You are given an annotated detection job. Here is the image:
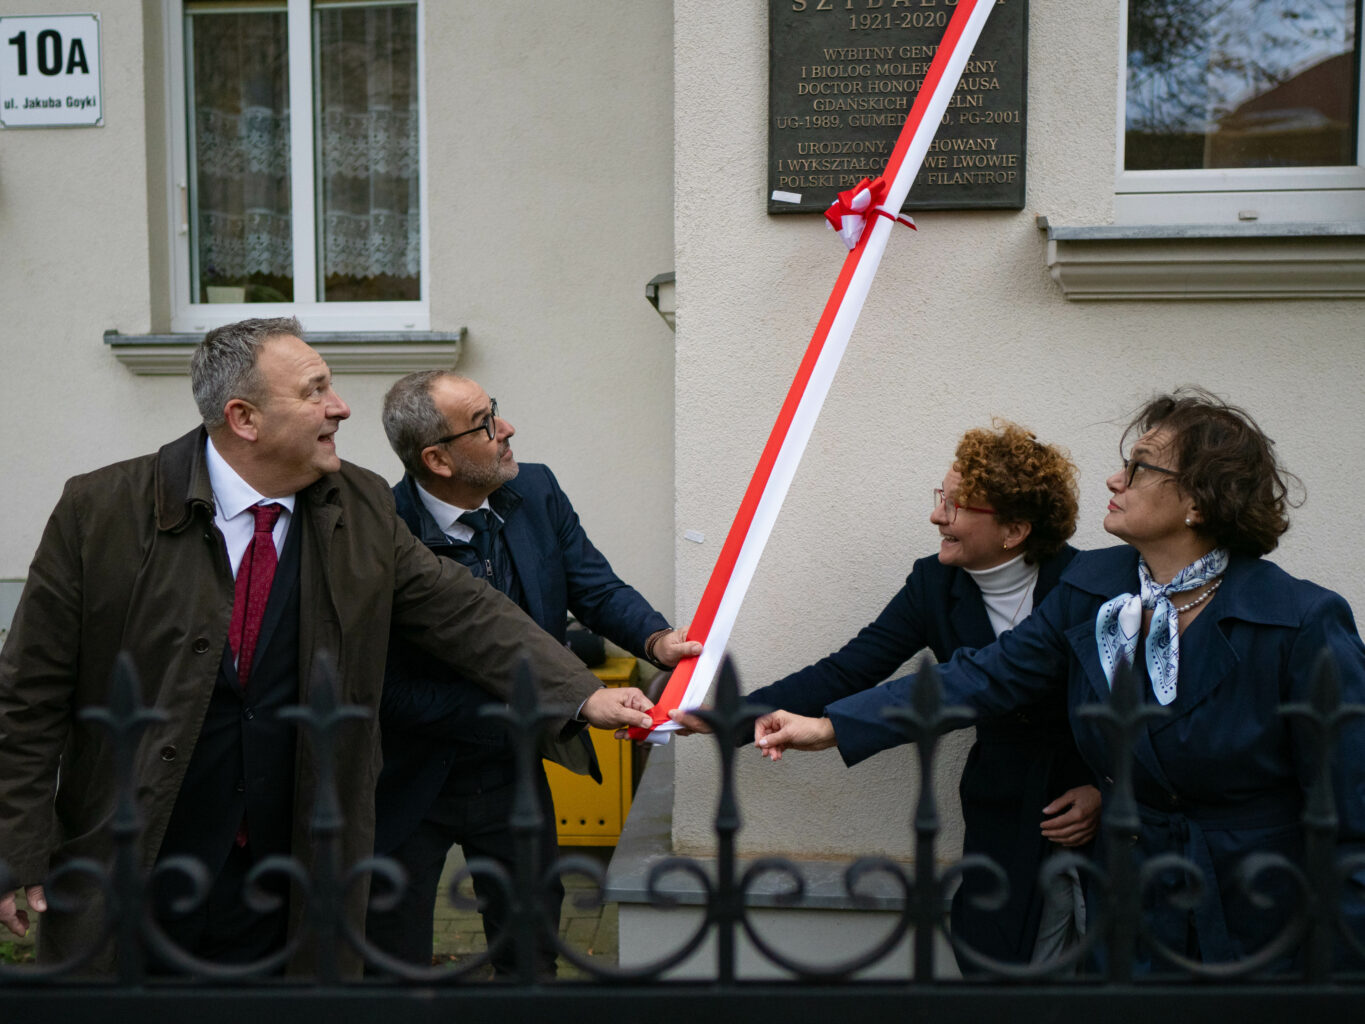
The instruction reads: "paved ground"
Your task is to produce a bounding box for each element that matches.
[432,844,618,978]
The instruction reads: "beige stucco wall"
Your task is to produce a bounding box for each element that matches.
[419,1,678,621]
[0,0,188,580]
[670,0,1365,860]
[1,1,679,627]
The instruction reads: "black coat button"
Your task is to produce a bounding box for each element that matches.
[243,707,255,721]
[192,637,211,654]
[235,779,246,793]
[159,745,177,762]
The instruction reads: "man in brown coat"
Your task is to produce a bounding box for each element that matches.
[0,317,652,973]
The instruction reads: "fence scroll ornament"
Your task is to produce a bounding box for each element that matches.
[3,648,1365,998]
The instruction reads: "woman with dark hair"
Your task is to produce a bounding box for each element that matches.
[674,421,1100,968]
[754,389,1365,969]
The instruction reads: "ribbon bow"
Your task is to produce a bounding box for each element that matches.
[824,176,916,251]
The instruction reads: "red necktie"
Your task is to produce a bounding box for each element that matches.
[228,502,284,690]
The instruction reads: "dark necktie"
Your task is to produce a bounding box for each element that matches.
[458,509,499,582]
[228,502,284,690]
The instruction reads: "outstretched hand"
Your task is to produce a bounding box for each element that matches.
[753,710,836,761]
[582,686,654,731]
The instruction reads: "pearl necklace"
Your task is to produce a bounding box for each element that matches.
[1173,576,1223,615]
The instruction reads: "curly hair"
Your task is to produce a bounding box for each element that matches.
[954,420,1079,563]
[1122,387,1297,557]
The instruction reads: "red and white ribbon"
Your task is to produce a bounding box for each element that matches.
[632,0,997,742]
[824,176,916,251]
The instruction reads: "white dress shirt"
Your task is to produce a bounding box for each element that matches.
[414,482,499,543]
[205,437,296,577]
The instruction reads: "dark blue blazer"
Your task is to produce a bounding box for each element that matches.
[827,545,1365,966]
[375,464,669,854]
[749,546,1091,962]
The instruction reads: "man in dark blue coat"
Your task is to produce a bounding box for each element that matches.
[367,370,700,974]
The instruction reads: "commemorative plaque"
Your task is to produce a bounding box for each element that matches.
[769,0,1027,213]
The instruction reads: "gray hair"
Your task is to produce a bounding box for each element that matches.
[190,317,305,429]
[382,370,468,477]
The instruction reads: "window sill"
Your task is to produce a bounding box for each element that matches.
[1040,221,1365,301]
[104,329,465,375]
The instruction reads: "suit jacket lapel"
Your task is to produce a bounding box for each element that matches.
[1062,548,1176,790]
[1148,555,1294,732]
[246,513,303,691]
[1065,618,1177,791]
[1067,618,1117,706]
[1147,613,1236,734]
[944,547,1076,655]
[1063,547,1140,708]
[495,485,546,625]
[946,569,994,651]
[298,478,344,701]
[1035,546,1074,600]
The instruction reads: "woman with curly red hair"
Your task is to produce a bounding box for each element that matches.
[677,420,1098,970]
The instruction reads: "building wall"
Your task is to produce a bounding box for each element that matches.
[0,0,183,582]
[0,1,680,630]
[420,0,678,622]
[670,0,1365,860]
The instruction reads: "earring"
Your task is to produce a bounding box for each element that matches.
[1185,517,1192,527]
[1003,542,1010,550]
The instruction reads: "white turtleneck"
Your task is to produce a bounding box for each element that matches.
[964,553,1040,637]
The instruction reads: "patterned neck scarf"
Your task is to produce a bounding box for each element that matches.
[1094,548,1229,706]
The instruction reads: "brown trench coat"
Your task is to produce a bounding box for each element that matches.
[0,427,602,974]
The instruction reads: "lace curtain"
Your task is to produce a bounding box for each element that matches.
[189,4,419,303]
[190,10,293,300]
[316,5,420,298]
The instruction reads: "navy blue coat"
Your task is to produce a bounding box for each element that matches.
[827,546,1365,966]
[375,464,669,854]
[749,547,1091,963]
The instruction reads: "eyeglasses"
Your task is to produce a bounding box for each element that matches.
[1121,457,1178,489]
[933,488,997,523]
[429,399,499,447]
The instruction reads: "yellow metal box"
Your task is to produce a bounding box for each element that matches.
[543,655,638,845]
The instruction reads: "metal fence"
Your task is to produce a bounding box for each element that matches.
[3,651,1365,1023]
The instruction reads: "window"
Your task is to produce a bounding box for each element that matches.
[1116,0,1365,224]
[166,0,427,332]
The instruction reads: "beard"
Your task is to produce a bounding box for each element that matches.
[450,442,518,493]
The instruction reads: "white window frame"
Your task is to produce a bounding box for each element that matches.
[163,0,429,334]
[1114,0,1365,225]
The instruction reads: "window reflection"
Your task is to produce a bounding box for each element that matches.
[1126,0,1359,171]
